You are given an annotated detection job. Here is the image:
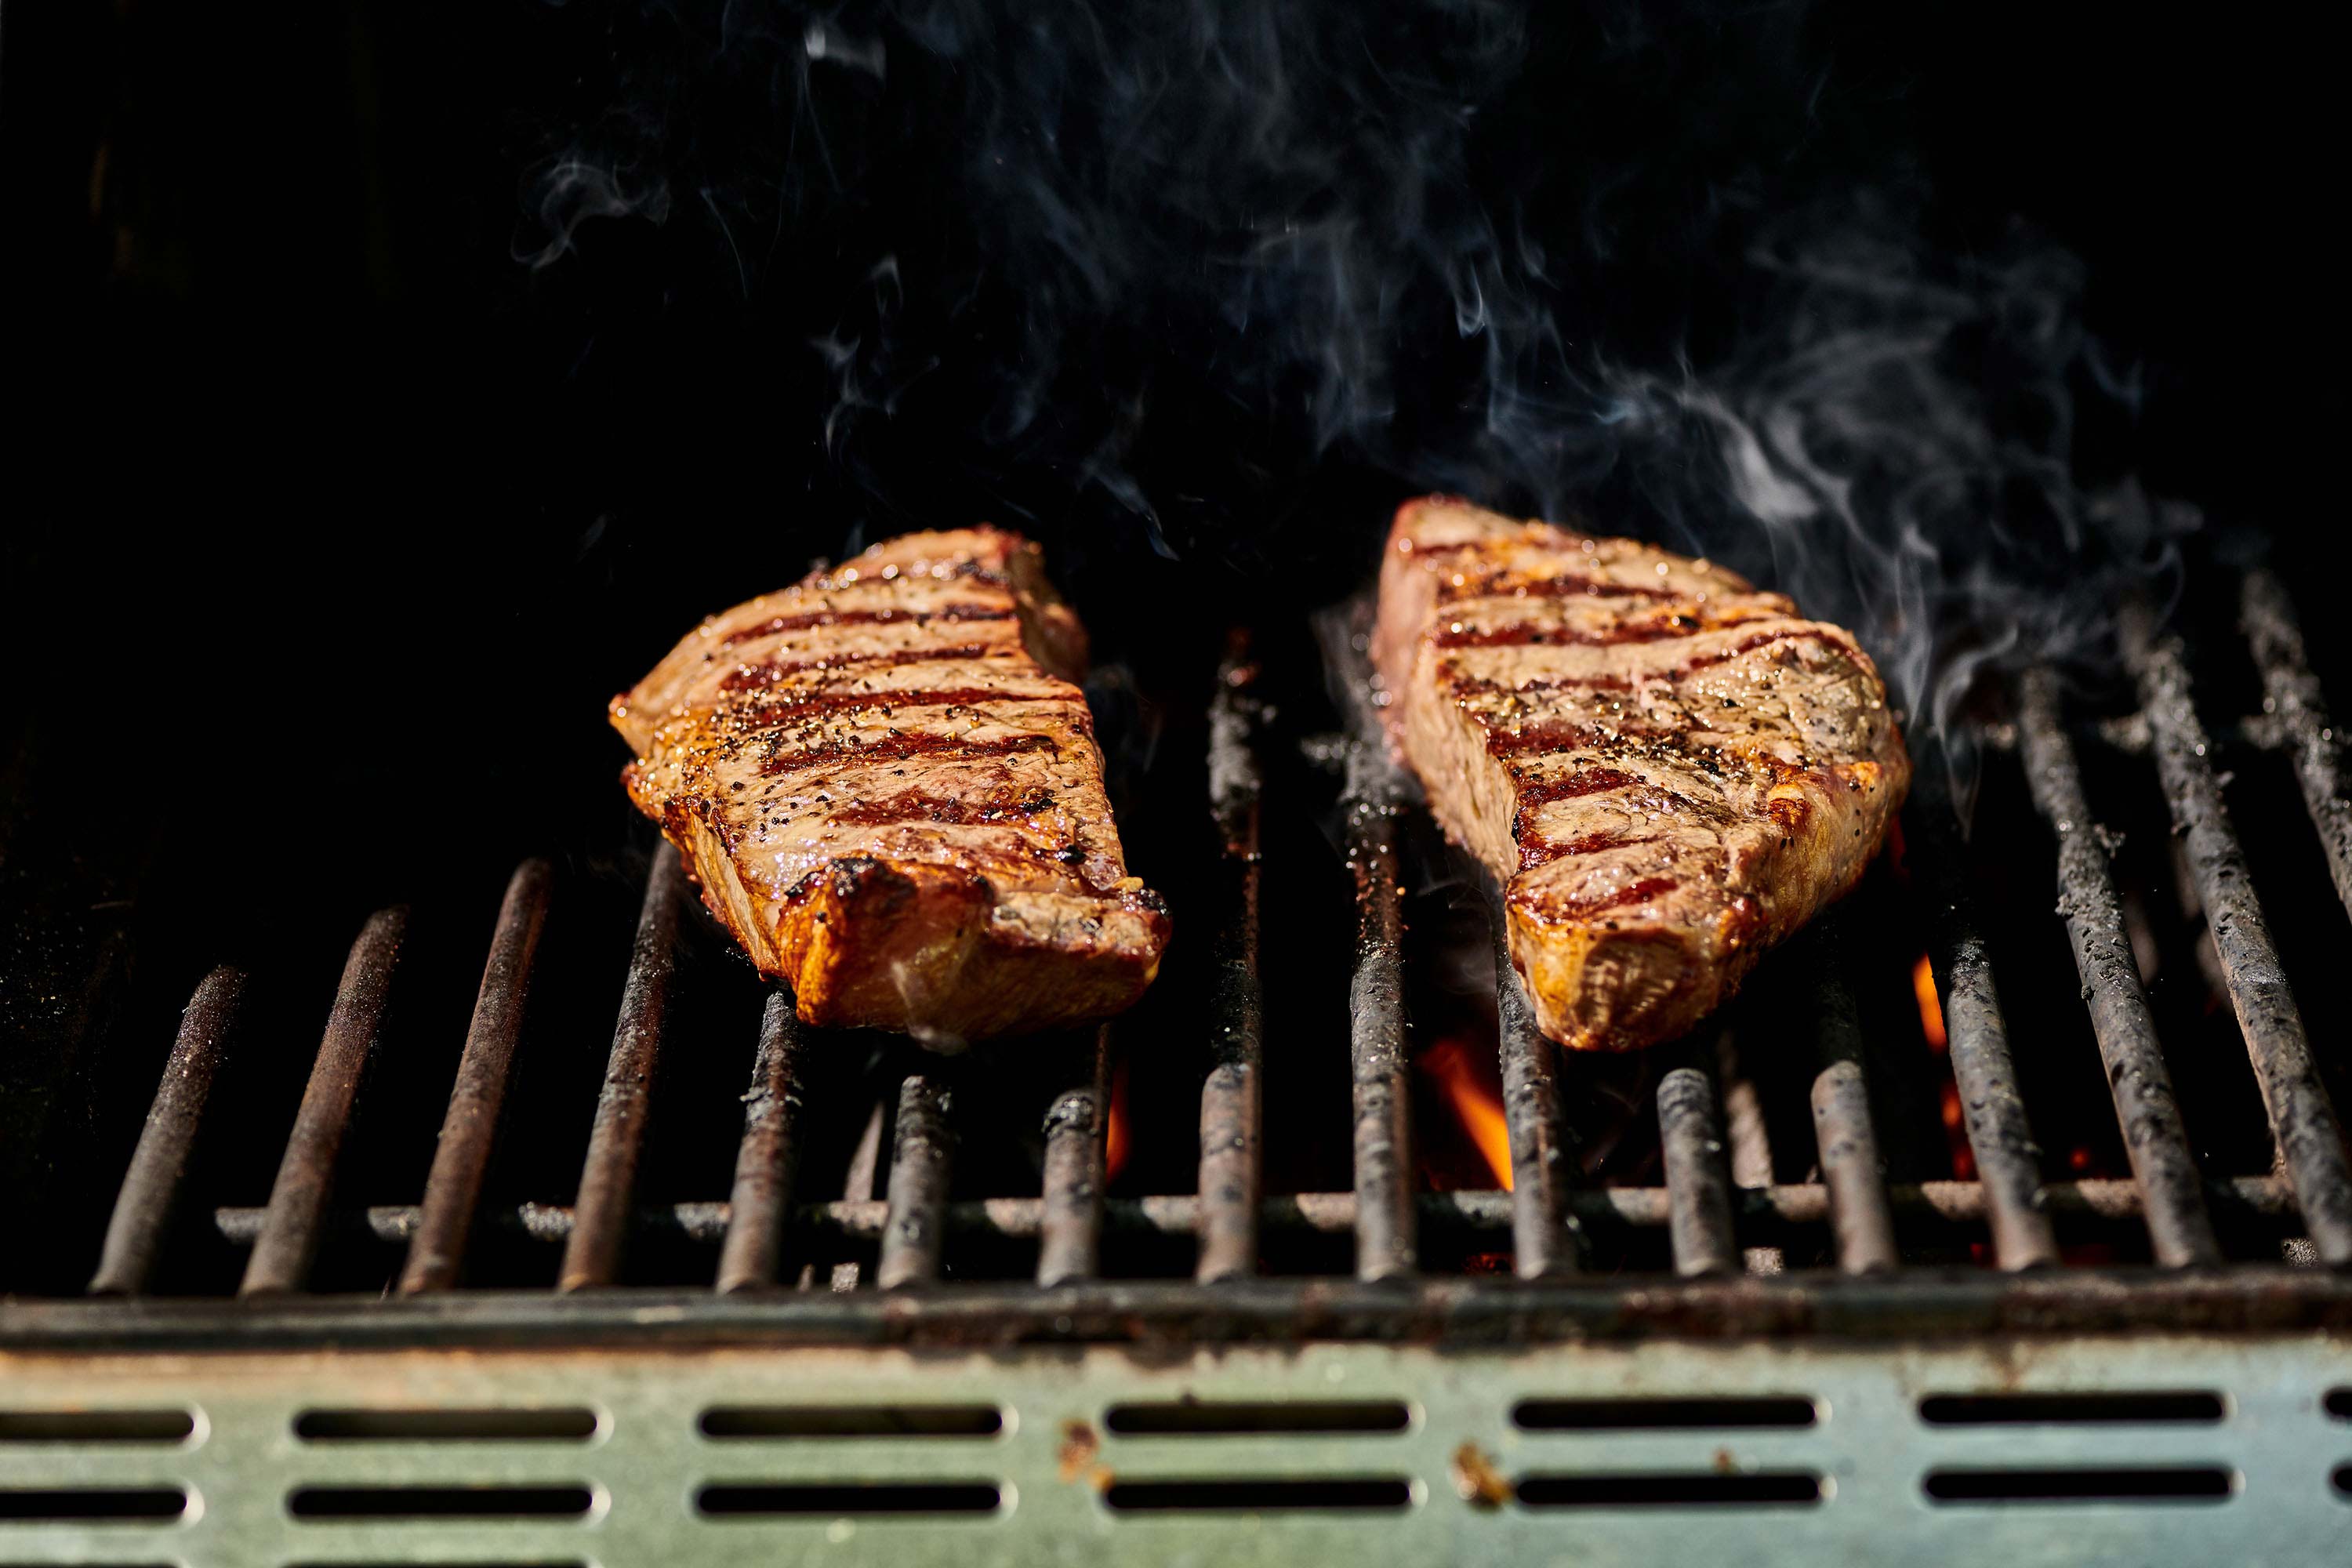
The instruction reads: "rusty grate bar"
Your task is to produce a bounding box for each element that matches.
[2125,601,2352,1263]
[558,842,685,1291]
[1907,769,2060,1270]
[89,966,245,1296]
[2014,669,2220,1268]
[1196,647,1266,1283]
[1490,891,1581,1278]
[877,1074,955,1288]
[240,909,408,1298]
[2241,568,2352,923]
[206,1171,2307,1256]
[1803,924,1899,1274]
[1344,731,1414,1283]
[1657,1067,1739,1277]
[715,993,808,1294]
[1036,1026,1110,1287]
[398,858,554,1294]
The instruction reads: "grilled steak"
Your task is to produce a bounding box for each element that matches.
[1372,497,1909,1052]
[612,528,1169,1041]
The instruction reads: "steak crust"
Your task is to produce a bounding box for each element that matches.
[612,527,1169,1040]
[1371,497,1909,1052]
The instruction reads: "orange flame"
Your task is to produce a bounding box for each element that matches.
[1418,1036,1513,1191]
[1104,1059,1131,1182]
[1911,956,1947,1051]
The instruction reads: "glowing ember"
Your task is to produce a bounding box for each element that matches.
[1911,955,1947,1051]
[1105,1059,1131,1181]
[1940,1081,1976,1180]
[1418,1036,1513,1191]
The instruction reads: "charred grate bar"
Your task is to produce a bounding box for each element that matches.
[22,568,2352,1331]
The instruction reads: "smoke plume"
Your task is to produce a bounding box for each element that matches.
[514,0,2187,744]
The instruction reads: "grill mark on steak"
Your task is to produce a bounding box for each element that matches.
[1518,830,1667,870]
[1432,603,1797,651]
[1483,719,1679,757]
[728,686,1062,726]
[826,786,1059,828]
[757,728,1060,777]
[719,642,1007,692]
[718,603,1015,646]
[1432,570,1689,604]
[1675,625,1852,673]
[1551,877,1682,920]
[1444,668,1635,696]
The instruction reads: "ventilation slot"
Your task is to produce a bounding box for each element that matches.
[696,1482,1004,1516]
[1923,1468,2236,1504]
[699,1405,1003,1439]
[2325,1390,2352,1421]
[1513,1397,1817,1432]
[1515,1472,1823,1508]
[1919,1392,2224,1426]
[1101,1478,1414,1512]
[0,1486,189,1522]
[286,1486,596,1520]
[294,1408,599,1443]
[2333,1464,2352,1497]
[0,1409,196,1444]
[1104,1401,1412,1436]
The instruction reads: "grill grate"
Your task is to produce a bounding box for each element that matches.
[29,568,2352,1301]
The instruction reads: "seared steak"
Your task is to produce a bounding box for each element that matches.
[612,528,1169,1040]
[1371,498,1909,1052]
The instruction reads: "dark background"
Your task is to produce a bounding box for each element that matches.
[1,1,2344,1284]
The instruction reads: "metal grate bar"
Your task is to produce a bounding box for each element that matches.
[1196,650,1265,1283]
[715,993,808,1294]
[2241,568,2352,922]
[1036,1027,1109,1286]
[876,1074,954,1288]
[1908,772,2060,1270]
[1344,741,1414,1282]
[2014,670,2220,1268]
[1714,1025,1784,1275]
[558,843,685,1291]
[1804,925,1899,1273]
[1490,894,1581,1277]
[2125,604,2352,1262]
[1657,1066,1740,1276]
[89,966,245,1295]
[205,1171,2307,1254]
[240,909,408,1297]
[398,858,553,1294]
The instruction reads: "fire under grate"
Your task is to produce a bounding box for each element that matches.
[8,565,2352,1563]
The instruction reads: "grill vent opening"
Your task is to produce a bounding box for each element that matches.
[0,1409,197,1444]
[285,1486,597,1520]
[1923,1468,2236,1504]
[0,1486,190,1521]
[1919,1392,2224,1425]
[2324,1389,2352,1421]
[293,1408,599,1443]
[696,1482,1005,1516]
[1103,1401,1413,1436]
[1515,1472,1824,1508]
[1100,1478,1416,1512]
[699,1405,1004,1439]
[1512,1397,1818,1431]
